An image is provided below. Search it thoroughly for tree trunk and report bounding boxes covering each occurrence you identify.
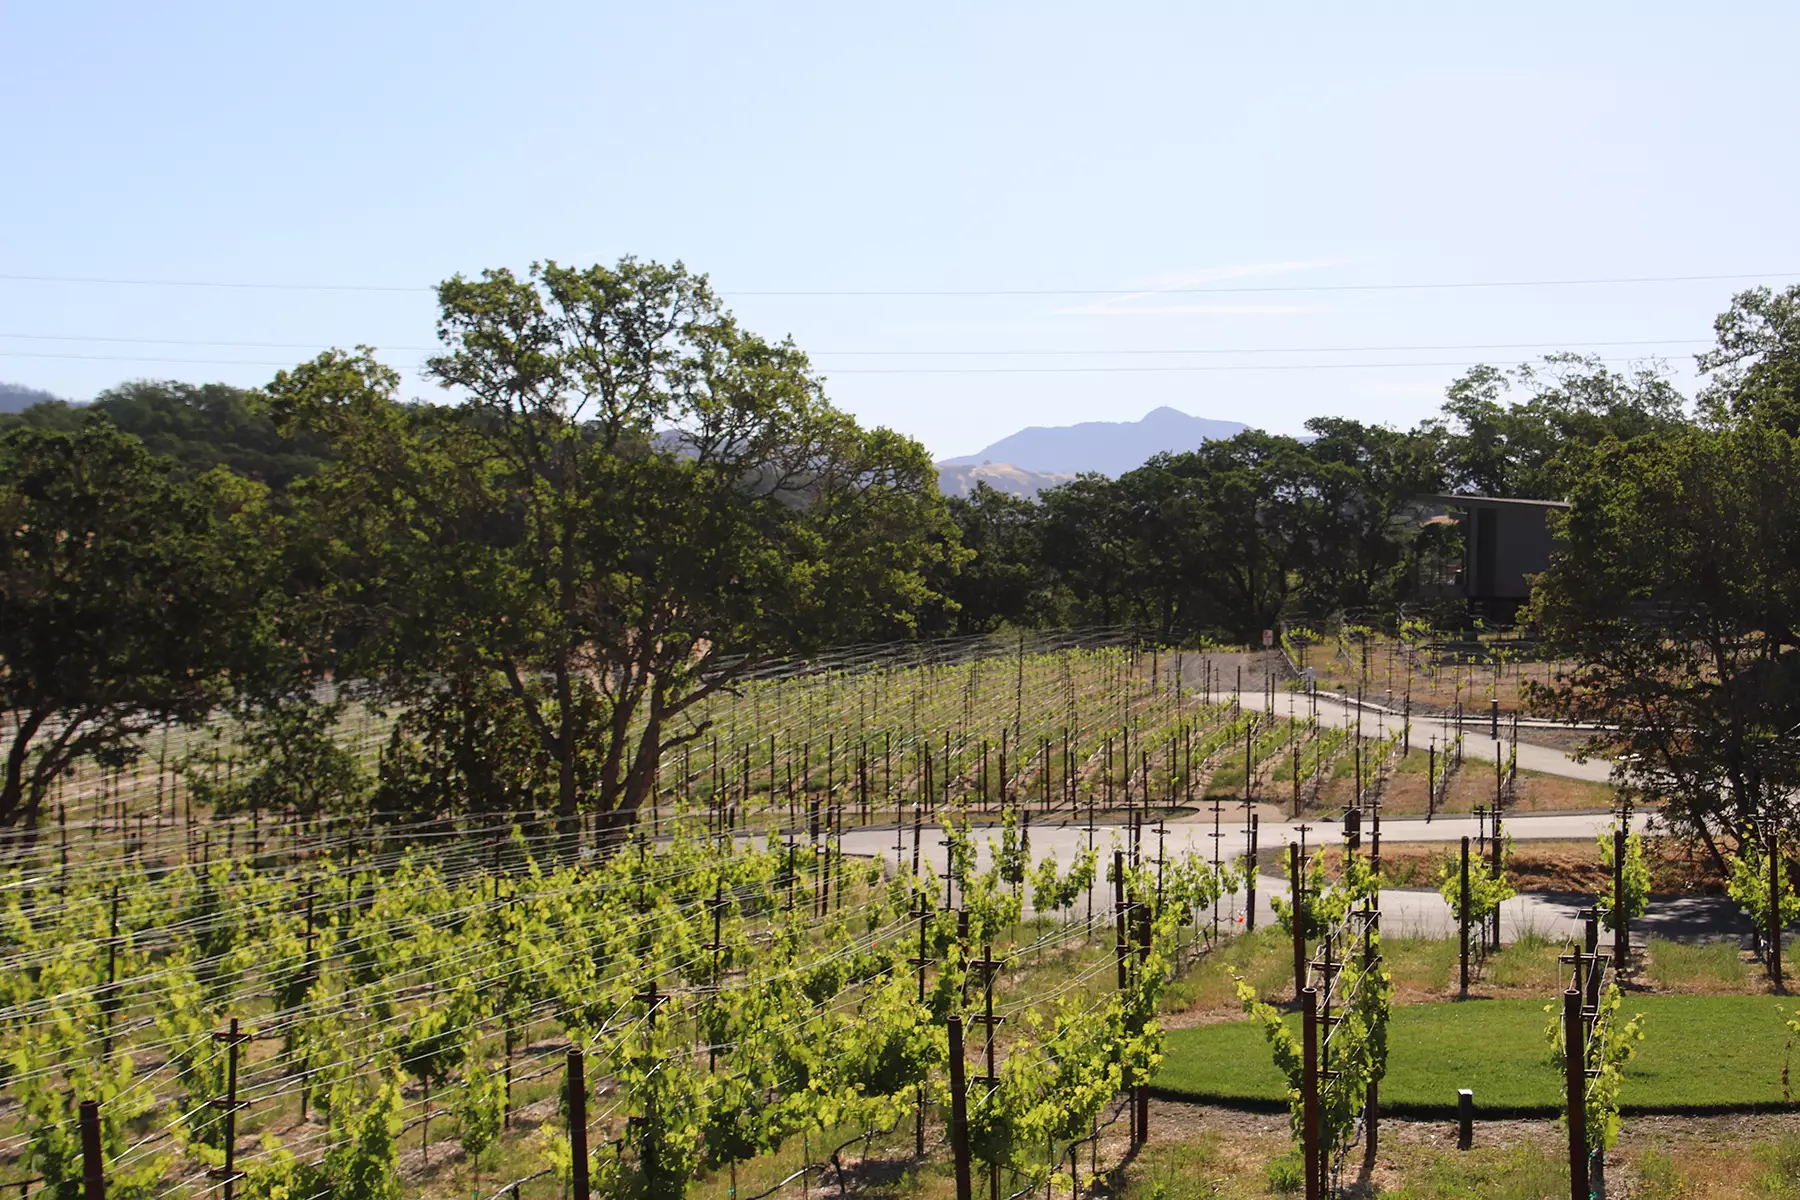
[557,748,580,855]
[555,665,580,857]
[0,709,49,829]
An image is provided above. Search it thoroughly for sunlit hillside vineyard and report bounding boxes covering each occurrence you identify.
[0,631,1380,1200]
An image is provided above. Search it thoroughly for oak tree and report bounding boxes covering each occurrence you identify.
[0,419,274,828]
[270,258,952,845]
[1528,421,1800,858]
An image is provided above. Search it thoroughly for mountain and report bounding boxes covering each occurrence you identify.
[941,406,1249,477]
[0,382,64,414]
[935,461,1073,500]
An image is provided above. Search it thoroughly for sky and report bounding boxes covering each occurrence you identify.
[3,2,1798,459]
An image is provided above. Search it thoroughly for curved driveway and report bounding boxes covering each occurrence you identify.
[837,685,1727,942]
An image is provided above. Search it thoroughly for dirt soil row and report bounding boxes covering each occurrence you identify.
[1255,836,1726,896]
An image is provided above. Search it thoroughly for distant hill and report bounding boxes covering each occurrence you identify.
[941,406,1249,477]
[0,382,64,414]
[935,461,1073,500]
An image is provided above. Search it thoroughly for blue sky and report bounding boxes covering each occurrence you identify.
[4,2,1797,458]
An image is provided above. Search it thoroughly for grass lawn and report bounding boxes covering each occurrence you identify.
[1156,994,1800,1115]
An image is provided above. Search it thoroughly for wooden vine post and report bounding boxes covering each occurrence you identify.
[1291,743,1301,818]
[79,1099,104,1200]
[1427,742,1437,820]
[1301,986,1320,1200]
[971,940,1004,1200]
[1584,911,1602,1010]
[100,886,120,1062]
[211,1017,249,1200]
[567,1049,590,1200]
[1613,826,1629,975]
[1290,843,1306,1001]
[1244,720,1253,805]
[1360,828,1381,1162]
[1491,785,1504,948]
[1459,836,1471,999]
[1114,851,1128,990]
[1770,826,1785,993]
[948,1016,973,1200]
[1135,879,1152,1144]
[909,895,933,1156]
[299,889,318,1123]
[1114,847,1142,1146]
[1563,988,1587,1200]
[1246,813,1259,933]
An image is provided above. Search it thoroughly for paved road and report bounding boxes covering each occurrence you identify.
[840,806,1744,944]
[844,809,1650,877]
[1216,688,1614,784]
[832,686,1714,943]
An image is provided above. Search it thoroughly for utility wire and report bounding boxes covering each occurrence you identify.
[0,352,1677,375]
[0,332,1710,356]
[0,269,1794,296]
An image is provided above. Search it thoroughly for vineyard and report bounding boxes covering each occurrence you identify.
[3,632,1417,873]
[0,633,1430,1199]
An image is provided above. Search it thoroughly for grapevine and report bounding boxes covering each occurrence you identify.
[1545,983,1646,1152]
[1598,824,1651,932]
[0,637,1310,1197]
[1726,832,1798,940]
[1236,848,1389,1178]
[1436,837,1516,928]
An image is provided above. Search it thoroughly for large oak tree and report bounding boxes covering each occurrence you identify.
[269,259,953,845]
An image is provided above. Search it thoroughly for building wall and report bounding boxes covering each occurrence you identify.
[1467,503,1558,600]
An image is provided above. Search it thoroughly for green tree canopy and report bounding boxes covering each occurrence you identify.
[1036,426,1441,641]
[1428,354,1686,499]
[1037,473,1137,627]
[0,380,330,492]
[1293,416,1446,618]
[1526,292,1800,857]
[269,258,954,844]
[933,482,1057,634]
[1528,420,1800,857]
[1699,284,1800,434]
[0,418,277,827]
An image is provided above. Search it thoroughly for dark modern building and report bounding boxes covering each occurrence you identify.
[1420,494,1569,620]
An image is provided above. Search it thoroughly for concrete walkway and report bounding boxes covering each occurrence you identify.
[841,807,1745,945]
[1216,688,1614,784]
[830,680,1710,944]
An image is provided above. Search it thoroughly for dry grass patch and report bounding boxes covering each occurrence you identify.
[1645,936,1753,994]
[1294,836,1724,898]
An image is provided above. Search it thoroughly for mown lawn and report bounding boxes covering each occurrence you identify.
[1156,994,1800,1115]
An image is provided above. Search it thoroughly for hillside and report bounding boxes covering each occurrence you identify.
[941,405,1248,477]
[935,460,1073,500]
[0,382,63,413]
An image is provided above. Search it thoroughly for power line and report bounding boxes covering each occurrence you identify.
[0,333,1709,356]
[0,332,437,352]
[0,269,1793,297]
[0,351,345,367]
[794,338,1706,357]
[0,273,430,293]
[0,350,1672,375]
[733,271,1800,297]
[817,356,1669,376]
